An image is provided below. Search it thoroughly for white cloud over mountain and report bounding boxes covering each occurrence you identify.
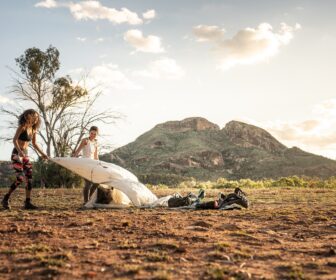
[246,99,336,159]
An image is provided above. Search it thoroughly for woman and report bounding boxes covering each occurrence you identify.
[73,126,99,203]
[2,109,48,210]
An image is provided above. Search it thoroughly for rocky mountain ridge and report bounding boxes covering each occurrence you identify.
[99,117,336,183]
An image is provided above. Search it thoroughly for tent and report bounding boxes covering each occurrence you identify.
[51,157,170,208]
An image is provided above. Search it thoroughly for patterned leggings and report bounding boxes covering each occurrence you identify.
[9,148,33,191]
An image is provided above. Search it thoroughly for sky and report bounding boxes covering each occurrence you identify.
[0,0,336,160]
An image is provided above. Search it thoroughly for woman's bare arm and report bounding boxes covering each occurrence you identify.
[32,132,48,159]
[73,139,86,157]
[94,143,99,160]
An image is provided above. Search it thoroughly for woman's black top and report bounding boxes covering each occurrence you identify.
[18,130,32,142]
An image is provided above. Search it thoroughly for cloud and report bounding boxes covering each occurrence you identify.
[194,22,301,70]
[267,121,336,151]
[124,29,165,53]
[35,0,57,8]
[133,57,185,80]
[68,1,142,24]
[312,99,336,118]
[217,22,301,70]
[245,99,336,159]
[35,0,143,25]
[95,37,105,43]
[68,67,85,76]
[298,120,320,131]
[0,96,13,104]
[75,37,106,43]
[76,37,87,42]
[143,9,156,20]
[87,64,142,90]
[193,25,225,42]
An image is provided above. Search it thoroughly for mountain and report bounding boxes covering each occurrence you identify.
[101,117,336,183]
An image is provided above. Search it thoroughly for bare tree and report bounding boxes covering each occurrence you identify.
[1,45,120,157]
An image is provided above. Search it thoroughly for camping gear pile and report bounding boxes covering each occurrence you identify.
[167,188,249,210]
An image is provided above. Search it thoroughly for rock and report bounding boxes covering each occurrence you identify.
[156,117,220,132]
[223,120,286,153]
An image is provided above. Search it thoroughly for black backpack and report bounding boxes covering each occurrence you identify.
[168,195,193,208]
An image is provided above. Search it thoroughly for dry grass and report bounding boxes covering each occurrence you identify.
[0,187,335,279]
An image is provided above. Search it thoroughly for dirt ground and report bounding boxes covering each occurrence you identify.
[0,187,335,280]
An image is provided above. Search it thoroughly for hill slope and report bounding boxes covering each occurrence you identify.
[101,117,336,183]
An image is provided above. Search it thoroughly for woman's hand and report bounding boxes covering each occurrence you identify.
[19,150,26,157]
[41,153,49,160]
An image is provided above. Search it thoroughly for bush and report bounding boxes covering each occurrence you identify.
[213,178,240,189]
[177,179,197,189]
[195,181,215,189]
[271,176,308,188]
[138,173,192,186]
[159,176,336,189]
[33,160,83,188]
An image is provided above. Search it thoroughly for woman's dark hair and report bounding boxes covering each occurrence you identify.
[89,126,99,133]
[18,109,41,131]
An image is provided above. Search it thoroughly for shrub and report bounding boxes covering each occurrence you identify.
[271,176,308,187]
[32,160,83,188]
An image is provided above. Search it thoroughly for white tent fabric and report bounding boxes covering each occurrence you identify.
[85,187,172,209]
[51,157,159,207]
[147,195,173,208]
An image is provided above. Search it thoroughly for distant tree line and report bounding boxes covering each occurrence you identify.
[145,175,336,189]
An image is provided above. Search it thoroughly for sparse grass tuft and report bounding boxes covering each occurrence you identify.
[151,271,171,280]
[23,244,51,254]
[0,249,18,255]
[150,240,186,253]
[122,264,141,275]
[204,267,229,280]
[118,241,138,250]
[145,251,171,262]
[288,266,306,280]
[36,251,74,268]
[214,242,230,251]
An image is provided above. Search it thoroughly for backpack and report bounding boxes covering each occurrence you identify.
[168,195,193,208]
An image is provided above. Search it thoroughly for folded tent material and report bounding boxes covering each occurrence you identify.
[51,157,158,207]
